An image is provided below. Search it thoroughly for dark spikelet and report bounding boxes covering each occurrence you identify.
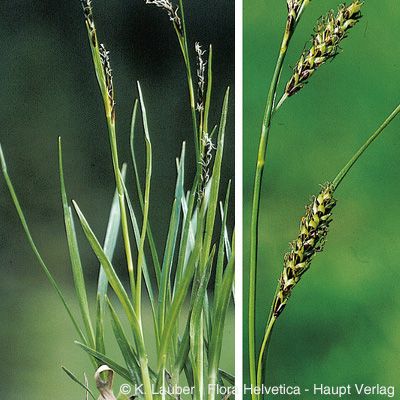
[272,183,336,318]
[285,1,363,97]
[81,0,94,30]
[99,44,115,120]
[80,0,97,45]
[286,0,308,29]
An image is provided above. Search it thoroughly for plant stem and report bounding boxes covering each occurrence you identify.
[248,4,311,394]
[256,315,276,393]
[177,0,200,164]
[248,27,290,399]
[333,103,400,190]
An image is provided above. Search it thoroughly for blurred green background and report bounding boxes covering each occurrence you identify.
[0,1,234,399]
[244,0,400,397]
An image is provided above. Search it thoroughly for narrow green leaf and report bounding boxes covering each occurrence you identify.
[95,294,105,356]
[158,144,185,335]
[72,202,146,355]
[176,190,196,280]
[215,181,231,294]
[219,368,235,386]
[208,231,235,400]
[136,81,153,319]
[96,164,126,354]
[58,138,95,349]
[130,98,161,285]
[200,87,230,275]
[75,341,132,383]
[107,299,142,385]
[72,201,153,398]
[157,207,205,376]
[61,366,96,400]
[0,144,86,343]
[120,172,159,348]
[189,245,215,400]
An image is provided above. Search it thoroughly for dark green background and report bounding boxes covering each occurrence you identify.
[244,0,400,398]
[0,1,234,399]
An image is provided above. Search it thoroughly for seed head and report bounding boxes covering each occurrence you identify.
[195,42,207,113]
[198,133,215,201]
[273,183,336,318]
[285,1,363,97]
[146,0,182,33]
[81,0,94,26]
[286,0,310,29]
[80,0,97,45]
[99,44,115,120]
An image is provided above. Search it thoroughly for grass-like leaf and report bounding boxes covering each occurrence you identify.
[135,82,153,319]
[107,299,142,385]
[130,98,161,285]
[200,87,230,274]
[61,366,96,400]
[96,164,126,354]
[0,145,86,343]
[190,245,215,400]
[58,138,95,350]
[72,201,154,399]
[75,341,132,383]
[208,231,235,400]
[158,144,185,336]
[120,171,159,347]
[215,181,231,294]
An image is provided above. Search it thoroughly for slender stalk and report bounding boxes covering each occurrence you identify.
[248,28,290,399]
[333,103,400,190]
[82,5,137,303]
[176,0,200,163]
[248,4,310,394]
[256,104,400,391]
[256,316,276,393]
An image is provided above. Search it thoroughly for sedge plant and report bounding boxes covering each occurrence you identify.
[247,1,400,398]
[0,1,234,399]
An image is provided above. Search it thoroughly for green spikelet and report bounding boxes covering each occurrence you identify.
[285,1,363,97]
[273,183,336,318]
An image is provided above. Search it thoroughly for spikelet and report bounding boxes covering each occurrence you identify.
[198,133,215,201]
[80,0,96,45]
[272,183,336,318]
[285,1,363,97]
[99,44,116,121]
[195,42,207,113]
[145,0,182,33]
[286,0,310,30]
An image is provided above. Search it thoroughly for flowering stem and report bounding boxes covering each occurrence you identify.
[176,0,200,165]
[256,315,276,393]
[248,26,290,400]
[248,2,311,396]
